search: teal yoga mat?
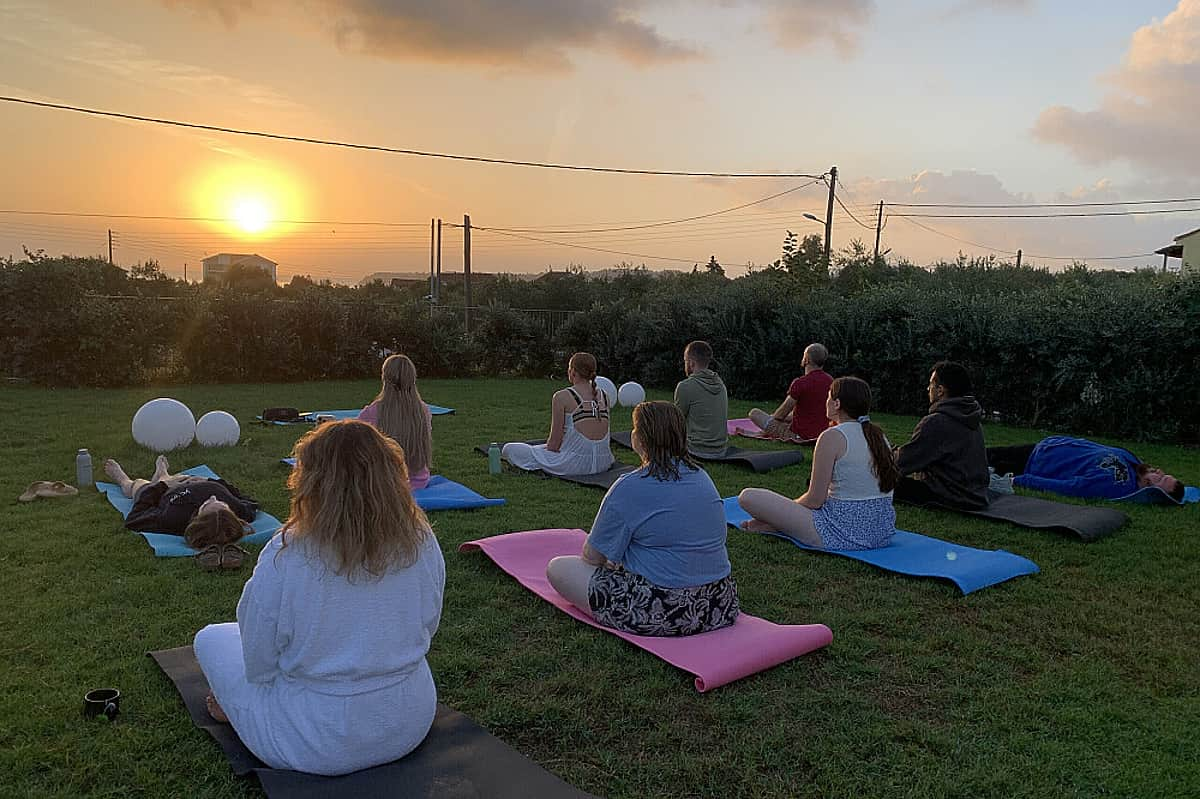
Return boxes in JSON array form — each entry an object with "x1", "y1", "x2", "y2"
[
  {"x1": 724, "y1": 497, "x2": 1038, "y2": 595},
  {"x1": 97, "y1": 465, "x2": 280, "y2": 557}
]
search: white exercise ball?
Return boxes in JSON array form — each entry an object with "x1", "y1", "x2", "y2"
[
  {"x1": 132, "y1": 398, "x2": 196, "y2": 452},
  {"x1": 618, "y1": 381, "x2": 646, "y2": 407},
  {"x1": 594, "y1": 376, "x2": 618, "y2": 407},
  {"x1": 195, "y1": 410, "x2": 241, "y2": 447}
]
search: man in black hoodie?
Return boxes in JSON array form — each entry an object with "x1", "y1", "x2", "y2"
[{"x1": 893, "y1": 361, "x2": 990, "y2": 510}]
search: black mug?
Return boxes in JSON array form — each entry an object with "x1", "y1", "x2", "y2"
[{"x1": 83, "y1": 688, "x2": 120, "y2": 721}]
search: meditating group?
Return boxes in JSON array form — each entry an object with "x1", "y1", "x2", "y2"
[{"x1": 125, "y1": 348, "x2": 1181, "y2": 776}]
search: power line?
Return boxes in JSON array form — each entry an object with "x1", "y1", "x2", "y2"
[
  {"x1": 896, "y1": 215, "x2": 1156, "y2": 262},
  {"x1": 481, "y1": 180, "x2": 822, "y2": 234},
  {"x1": 0, "y1": 96, "x2": 826, "y2": 179},
  {"x1": 472, "y1": 227, "x2": 705, "y2": 265},
  {"x1": 889, "y1": 196, "x2": 1200, "y2": 209},
  {"x1": 892, "y1": 206, "x2": 1200, "y2": 219},
  {"x1": 0, "y1": 209, "x2": 427, "y2": 227}
]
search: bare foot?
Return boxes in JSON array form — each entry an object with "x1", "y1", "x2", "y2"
[
  {"x1": 103, "y1": 458, "x2": 130, "y2": 484},
  {"x1": 205, "y1": 694, "x2": 229, "y2": 723},
  {"x1": 150, "y1": 455, "x2": 170, "y2": 482},
  {"x1": 740, "y1": 519, "x2": 778, "y2": 533}
]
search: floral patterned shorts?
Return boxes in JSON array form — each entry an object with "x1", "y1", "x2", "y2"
[{"x1": 588, "y1": 567, "x2": 740, "y2": 637}]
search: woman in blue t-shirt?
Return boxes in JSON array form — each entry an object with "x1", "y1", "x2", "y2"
[{"x1": 546, "y1": 401, "x2": 739, "y2": 637}]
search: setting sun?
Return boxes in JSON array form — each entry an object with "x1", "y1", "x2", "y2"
[{"x1": 230, "y1": 197, "x2": 271, "y2": 234}]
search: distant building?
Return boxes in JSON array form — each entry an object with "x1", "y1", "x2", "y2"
[
  {"x1": 1155, "y1": 227, "x2": 1200, "y2": 273},
  {"x1": 202, "y1": 253, "x2": 278, "y2": 283}
]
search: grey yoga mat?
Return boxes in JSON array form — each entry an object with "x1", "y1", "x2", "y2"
[
  {"x1": 610, "y1": 431, "x2": 806, "y2": 473},
  {"x1": 475, "y1": 441, "x2": 636, "y2": 489},
  {"x1": 905, "y1": 491, "x2": 1129, "y2": 543},
  {"x1": 149, "y1": 646, "x2": 595, "y2": 799}
]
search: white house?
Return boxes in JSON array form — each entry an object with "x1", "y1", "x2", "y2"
[
  {"x1": 201, "y1": 253, "x2": 278, "y2": 283},
  {"x1": 1155, "y1": 227, "x2": 1200, "y2": 274}
]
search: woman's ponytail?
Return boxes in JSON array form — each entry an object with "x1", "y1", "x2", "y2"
[{"x1": 862, "y1": 420, "x2": 899, "y2": 493}]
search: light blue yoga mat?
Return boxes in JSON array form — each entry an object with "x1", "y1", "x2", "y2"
[
  {"x1": 1115, "y1": 485, "x2": 1200, "y2": 505},
  {"x1": 96, "y1": 465, "x2": 280, "y2": 557},
  {"x1": 723, "y1": 497, "x2": 1038, "y2": 595},
  {"x1": 280, "y1": 459, "x2": 504, "y2": 511},
  {"x1": 259, "y1": 404, "x2": 455, "y2": 425}
]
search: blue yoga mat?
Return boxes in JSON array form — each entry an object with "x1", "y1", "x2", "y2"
[
  {"x1": 1115, "y1": 485, "x2": 1200, "y2": 505},
  {"x1": 260, "y1": 404, "x2": 455, "y2": 425},
  {"x1": 723, "y1": 497, "x2": 1038, "y2": 595},
  {"x1": 280, "y1": 460, "x2": 504, "y2": 511},
  {"x1": 96, "y1": 465, "x2": 281, "y2": 557}
]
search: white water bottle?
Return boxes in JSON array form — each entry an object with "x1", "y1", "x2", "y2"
[{"x1": 76, "y1": 449, "x2": 93, "y2": 488}]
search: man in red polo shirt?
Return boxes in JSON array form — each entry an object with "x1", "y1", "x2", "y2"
[{"x1": 748, "y1": 343, "x2": 833, "y2": 442}]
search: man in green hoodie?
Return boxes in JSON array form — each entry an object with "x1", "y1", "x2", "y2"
[{"x1": 674, "y1": 340, "x2": 729, "y2": 457}]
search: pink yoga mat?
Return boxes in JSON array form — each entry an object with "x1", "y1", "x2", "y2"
[
  {"x1": 459, "y1": 529, "x2": 833, "y2": 692},
  {"x1": 726, "y1": 418, "x2": 813, "y2": 443}
]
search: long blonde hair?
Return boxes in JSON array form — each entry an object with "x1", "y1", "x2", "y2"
[
  {"x1": 282, "y1": 420, "x2": 431, "y2": 579},
  {"x1": 372, "y1": 354, "x2": 432, "y2": 475}
]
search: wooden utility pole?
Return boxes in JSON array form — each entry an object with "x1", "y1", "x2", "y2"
[
  {"x1": 429, "y1": 218, "x2": 435, "y2": 317},
  {"x1": 1016, "y1": 249, "x2": 1023, "y2": 268},
  {"x1": 435, "y1": 218, "x2": 442, "y2": 304},
  {"x1": 463, "y1": 214, "x2": 472, "y2": 334},
  {"x1": 823, "y1": 166, "x2": 837, "y2": 270},
  {"x1": 107, "y1": 229, "x2": 113, "y2": 265},
  {"x1": 184, "y1": 263, "x2": 188, "y2": 282},
  {"x1": 873, "y1": 200, "x2": 884, "y2": 262}
]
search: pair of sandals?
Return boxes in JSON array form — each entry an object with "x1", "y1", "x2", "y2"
[
  {"x1": 195, "y1": 543, "x2": 248, "y2": 571},
  {"x1": 18, "y1": 480, "x2": 79, "y2": 502}
]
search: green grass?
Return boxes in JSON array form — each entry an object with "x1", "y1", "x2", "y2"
[{"x1": 1, "y1": 378, "x2": 1197, "y2": 798}]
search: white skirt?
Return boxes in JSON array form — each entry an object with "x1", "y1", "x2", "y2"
[{"x1": 502, "y1": 430, "x2": 614, "y2": 476}]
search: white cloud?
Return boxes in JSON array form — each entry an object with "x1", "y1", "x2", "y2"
[
  {"x1": 748, "y1": 0, "x2": 875, "y2": 57},
  {"x1": 1033, "y1": 0, "x2": 1200, "y2": 176}
]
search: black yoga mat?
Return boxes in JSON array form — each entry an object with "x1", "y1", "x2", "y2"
[
  {"x1": 475, "y1": 441, "x2": 636, "y2": 489},
  {"x1": 902, "y1": 491, "x2": 1129, "y2": 543},
  {"x1": 149, "y1": 646, "x2": 595, "y2": 799},
  {"x1": 610, "y1": 431, "x2": 806, "y2": 474}
]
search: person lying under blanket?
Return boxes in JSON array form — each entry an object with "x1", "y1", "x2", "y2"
[{"x1": 986, "y1": 436, "x2": 1184, "y2": 502}]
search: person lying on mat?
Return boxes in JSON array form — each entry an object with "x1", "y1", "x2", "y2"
[
  {"x1": 546, "y1": 401, "x2": 739, "y2": 637},
  {"x1": 503, "y1": 351, "x2": 615, "y2": 476},
  {"x1": 987, "y1": 436, "x2": 1185, "y2": 502},
  {"x1": 105, "y1": 456, "x2": 257, "y2": 551},
  {"x1": 747, "y1": 342, "x2": 833, "y2": 442},
  {"x1": 673, "y1": 339, "x2": 729, "y2": 457},
  {"x1": 892, "y1": 361, "x2": 990, "y2": 510},
  {"x1": 358, "y1": 353, "x2": 433, "y2": 490},
  {"x1": 194, "y1": 420, "x2": 445, "y2": 776},
  {"x1": 737, "y1": 377, "x2": 898, "y2": 550}
]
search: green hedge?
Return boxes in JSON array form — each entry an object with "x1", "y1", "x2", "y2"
[{"x1": 3, "y1": 256, "x2": 1197, "y2": 442}]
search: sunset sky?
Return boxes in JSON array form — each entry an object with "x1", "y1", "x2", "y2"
[{"x1": 2, "y1": 0, "x2": 1198, "y2": 283}]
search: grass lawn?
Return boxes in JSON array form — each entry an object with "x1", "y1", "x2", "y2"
[{"x1": 1, "y1": 378, "x2": 1198, "y2": 798}]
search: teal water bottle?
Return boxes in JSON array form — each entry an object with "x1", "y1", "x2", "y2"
[{"x1": 488, "y1": 442, "x2": 502, "y2": 475}]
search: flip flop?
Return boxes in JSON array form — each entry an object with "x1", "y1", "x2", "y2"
[
  {"x1": 18, "y1": 481, "x2": 51, "y2": 502},
  {"x1": 36, "y1": 481, "x2": 79, "y2": 499},
  {"x1": 219, "y1": 544, "x2": 247, "y2": 570},
  {"x1": 195, "y1": 544, "x2": 223, "y2": 571}
]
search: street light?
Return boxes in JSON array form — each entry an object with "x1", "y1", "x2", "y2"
[{"x1": 802, "y1": 212, "x2": 825, "y2": 224}]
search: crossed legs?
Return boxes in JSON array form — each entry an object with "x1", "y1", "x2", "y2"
[
  {"x1": 546, "y1": 556, "x2": 598, "y2": 619},
  {"x1": 737, "y1": 487, "x2": 823, "y2": 547}
]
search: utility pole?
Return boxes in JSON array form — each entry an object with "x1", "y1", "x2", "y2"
[
  {"x1": 1016, "y1": 249, "x2": 1023, "y2": 268},
  {"x1": 463, "y1": 214, "x2": 472, "y2": 334},
  {"x1": 107, "y1": 229, "x2": 113, "y2": 265},
  {"x1": 429, "y1": 218, "x2": 435, "y2": 317},
  {"x1": 184, "y1": 263, "x2": 188, "y2": 282},
  {"x1": 435, "y1": 219, "x2": 442, "y2": 304},
  {"x1": 823, "y1": 166, "x2": 837, "y2": 271},
  {"x1": 873, "y1": 200, "x2": 884, "y2": 263}
]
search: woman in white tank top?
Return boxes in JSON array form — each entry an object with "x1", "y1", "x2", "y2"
[{"x1": 737, "y1": 377, "x2": 898, "y2": 550}]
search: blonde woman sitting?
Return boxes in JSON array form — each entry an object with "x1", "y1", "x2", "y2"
[
  {"x1": 502, "y1": 352, "x2": 615, "y2": 476},
  {"x1": 358, "y1": 354, "x2": 433, "y2": 490},
  {"x1": 193, "y1": 421, "x2": 445, "y2": 776},
  {"x1": 738, "y1": 377, "x2": 897, "y2": 550}
]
